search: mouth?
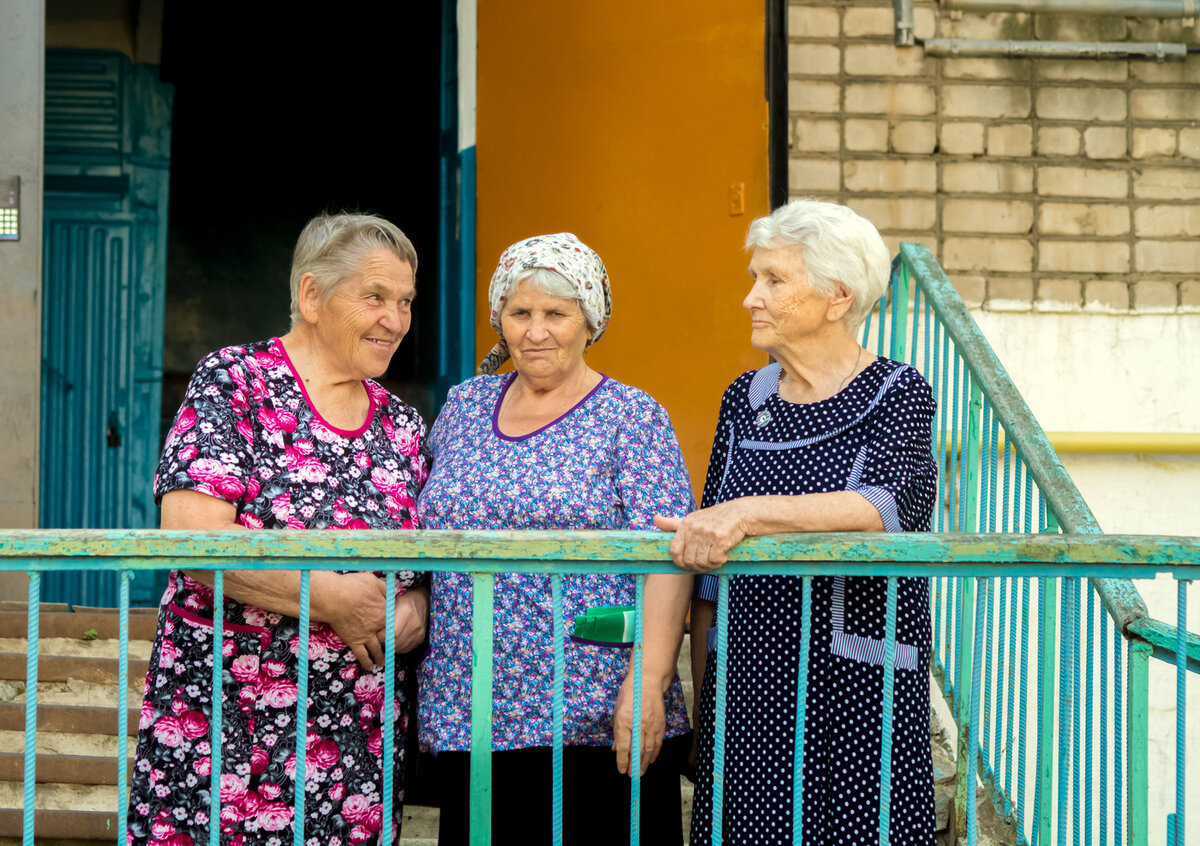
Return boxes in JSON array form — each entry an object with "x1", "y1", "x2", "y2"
[{"x1": 365, "y1": 337, "x2": 398, "y2": 350}]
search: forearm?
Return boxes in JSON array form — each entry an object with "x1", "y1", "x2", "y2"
[
  {"x1": 634, "y1": 573, "x2": 692, "y2": 693},
  {"x1": 689, "y1": 597, "x2": 715, "y2": 707},
  {"x1": 736, "y1": 491, "x2": 884, "y2": 535},
  {"x1": 183, "y1": 568, "x2": 355, "y2": 624}
]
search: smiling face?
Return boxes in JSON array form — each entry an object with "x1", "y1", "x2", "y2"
[
  {"x1": 305, "y1": 248, "x2": 415, "y2": 381},
  {"x1": 743, "y1": 246, "x2": 852, "y2": 358},
  {"x1": 500, "y1": 278, "x2": 591, "y2": 383}
]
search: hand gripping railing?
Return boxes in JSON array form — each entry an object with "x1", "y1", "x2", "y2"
[{"x1": 2, "y1": 531, "x2": 1198, "y2": 846}]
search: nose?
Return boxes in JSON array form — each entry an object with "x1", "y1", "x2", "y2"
[
  {"x1": 743, "y1": 278, "x2": 764, "y2": 312},
  {"x1": 377, "y1": 303, "x2": 405, "y2": 335},
  {"x1": 527, "y1": 314, "x2": 550, "y2": 340}
]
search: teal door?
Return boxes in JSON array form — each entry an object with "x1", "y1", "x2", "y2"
[{"x1": 40, "y1": 49, "x2": 173, "y2": 607}]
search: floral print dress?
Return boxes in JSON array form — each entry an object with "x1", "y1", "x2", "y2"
[
  {"x1": 416, "y1": 373, "x2": 694, "y2": 752},
  {"x1": 128, "y1": 338, "x2": 429, "y2": 846}
]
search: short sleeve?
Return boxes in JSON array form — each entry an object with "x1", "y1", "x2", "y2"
[
  {"x1": 613, "y1": 391, "x2": 695, "y2": 530},
  {"x1": 695, "y1": 382, "x2": 738, "y2": 603},
  {"x1": 154, "y1": 351, "x2": 256, "y2": 505},
  {"x1": 854, "y1": 370, "x2": 938, "y2": 533}
]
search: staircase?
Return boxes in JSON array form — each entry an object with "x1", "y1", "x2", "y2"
[{"x1": 0, "y1": 602, "x2": 155, "y2": 844}]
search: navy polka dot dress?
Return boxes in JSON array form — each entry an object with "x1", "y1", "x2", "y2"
[{"x1": 690, "y1": 357, "x2": 938, "y2": 846}]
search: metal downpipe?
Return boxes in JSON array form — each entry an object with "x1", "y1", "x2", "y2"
[
  {"x1": 941, "y1": 0, "x2": 1198, "y2": 17},
  {"x1": 894, "y1": 0, "x2": 916, "y2": 46},
  {"x1": 923, "y1": 38, "x2": 1189, "y2": 60}
]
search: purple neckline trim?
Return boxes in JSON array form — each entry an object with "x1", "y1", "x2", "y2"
[
  {"x1": 491, "y1": 372, "x2": 610, "y2": 442},
  {"x1": 273, "y1": 337, "x2": 376, "y2": 438}
]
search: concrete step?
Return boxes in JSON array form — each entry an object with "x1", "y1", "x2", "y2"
[
  {"x1": 0, "y1": 652, "x2": 149, "y2": 686},
  {"x1": 0, "y1": 703, "x2": 140, "y2": 737},
  {"x1": 0, "y1": 610, "x2": 158, "y2": 642},
  {"x1": 0, "y1": 753, "x2": 129, "y2": 785}
]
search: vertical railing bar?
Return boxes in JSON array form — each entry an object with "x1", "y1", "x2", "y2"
[
  {"x1": 208, "y1": 571, "x2": 224, "y2": 846},
  {"x1": 1085, "y1": 581, "x2": 1096, "y2": 846},
  {"x1": 1108, "y1": 619, "x2": 1118, "y2": 844},
  {"x1": 982, "y1": 566, "x2": 995, "y2": 781},
  {"x1": 712, "y1": 575, "x2": 730, "y2": 846},
  {"x1": 1003, "y1": 573, "x2": 1012, "y2": 816},
  {"x1": 878, "y1": 577, "x2": 899, "y2": 846},
  {"x1": 1035, "y1": 574, "x2": 1057, "y2": 846},
  {"x1": 876, "y1": 294, "x2": 887, "y2": 357},
  {"x1": 382, "y1": 571, "x2": 397, "y2": 846},
  {"x1": 293, "y1": 570, "x2": 311, "y2": 846},
  {"x1": 1174, "y1": 580, "x2": 1187, "y2": 846},
  {"x1": 793, "y1": 575, "x2": 813, "y2": 846},
  {"x1": 1099, "y1": 602, "x2": 1110, "y2": 846},
  {"x1": 1055, "y1": 577, "x2": 1073, "y2": 846},
  {"x1": 1017, "y1": 575, "x2": 1031, "y2": 844},
  {"x1": 630, "y1": 574, "x2": 644, "y2": 846},
  {"x1": 117, "y1": 570, "x2": 131, "y2": 846},
  {"x1": 470, "y1": 573, "x2": 495, "y2": 846},
  {"x1": 909, "y1": 272, "x2": 922, "y2": 367},
  {"x1": 1002, "y1": 438, "x2": 1013, "y2": 535},
  {"x1": 936, "y1": 320, "x2": 949, "y2": 535},
  {"x1": 552, "y1": 574, "x2": 564, "y2": 846},
  {"x1": 955, "y1": 578, "x2": 977, "y2": 834},
  {"x1": 861, "y1": 300, "x2": 874, "y2": 352},
  {"x1": 993, "y1": 572, "x2": 1007, "y2": 784},
  {"x1": 967, "y1": 578, "x2": 987, "y2": 846},
  {"x1": 22, "y1": 570, "x2": 40, "y2": 846},
  {"x1": 1127, "y1": 640, "x2": 1150, "y2": 846}
]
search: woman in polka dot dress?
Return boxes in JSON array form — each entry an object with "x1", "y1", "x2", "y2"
[{"x1": 646, "y1": 199, "x2": 938, "y2": 844}]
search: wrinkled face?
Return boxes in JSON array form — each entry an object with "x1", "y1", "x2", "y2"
[
  {"x1": 743, "y1": 246, "x2": 844, "y2": 356},
  {"x1": 311, "y1": 249, "x2": 415, "y2": 381},
  {"x1": 501, "y1": 279, "x2": 590, "y2": 382}
]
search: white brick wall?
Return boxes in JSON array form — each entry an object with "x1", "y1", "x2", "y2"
[{"x1": 786, "y1": 1, "x2": 1200, "y2": 314}]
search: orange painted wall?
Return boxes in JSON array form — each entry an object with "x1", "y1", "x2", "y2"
[{"x1": 476, "y1": 0, "x2": 770, "y2": 494}]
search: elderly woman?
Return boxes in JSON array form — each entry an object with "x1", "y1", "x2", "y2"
[
  {"x1": 417, "y1": 233, "x2": 694, "y2": 844},
  {"x1": 128, "y1": 213, "x2": 430, "y2": 845},
  {"x1": 652, "y1": 199, "x2": 938, "y2": 845}
]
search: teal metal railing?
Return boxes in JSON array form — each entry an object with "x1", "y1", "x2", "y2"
[
  {"x1": 3, "y1": 243, "x2": 1198, "y2": 845},
  {"x1": 866, "y1": 243, "x2": 1200, "y2": 846},
  {"x1": 2, "y1": 534, "x2": 1198, "y2": 846}
]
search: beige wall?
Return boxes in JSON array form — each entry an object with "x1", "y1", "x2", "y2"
[
  {"x1": 787, "y1": 2, "x2": 1199, "y2": 315},
  {"x1": 0, "y1": 0, "x2": 44, "y2": 599}
]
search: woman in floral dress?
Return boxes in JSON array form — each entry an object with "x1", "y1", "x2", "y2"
[
  {"x1": 417, "y1": 233, "x2": 695, "y2": 844},
  {"x1": 128, "y1": 213, "x2": 431, "y2": 846}
]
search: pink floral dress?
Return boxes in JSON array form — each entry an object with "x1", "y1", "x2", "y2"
[{"x1": 128, "y1": 338, "x2": 429, "y2": 846}]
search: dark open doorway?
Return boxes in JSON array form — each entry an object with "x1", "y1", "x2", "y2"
[{"x1": 158, "y1": 5, "x2": 445, "y2": 424}]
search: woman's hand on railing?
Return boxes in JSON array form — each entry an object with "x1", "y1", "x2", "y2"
[
  {"x1": 654, "y1": 504, "x2": 748, "y2": 572},
  {"x1": 612, "y1": 673, "x2": 667, "y2": 777},
  {"x1": 382, "y1": 584, "x2": 429, "y2": 654}
]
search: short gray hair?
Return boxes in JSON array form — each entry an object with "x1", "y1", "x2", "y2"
[
  {"x1": 500, "y1": 267, "x2": 596, "y2": 335},
  {"x1": 744, "y1": 199, "x2": 890, "y2": 330},
  {"x1": 289, "y1": 213, "x2": 418, "y2": 328}
]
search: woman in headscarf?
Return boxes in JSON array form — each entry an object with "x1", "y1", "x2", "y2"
[{"x1": 417, "y1": 233, "x2": 694, "y2": 844}]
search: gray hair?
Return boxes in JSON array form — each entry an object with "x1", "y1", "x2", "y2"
[
  {"x1": 500, "y1": 267, "x2": 596, "y2": 335},
  {"x1": 289, "y1": 213, "x2": 418, "y2": 329},
  {"x1": 744, "y1": 199, "x2": 890, "y2": 330}
]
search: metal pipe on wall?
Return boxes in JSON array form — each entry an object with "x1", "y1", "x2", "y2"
[
  {"x1": 894, "y1": 0, "x2": 915, "y2": 46},
  {"x1": 923, "y1": 37, "x2": 1189, "y2": 60},
  {"x1": 941, "y1": 0, "x2": 1197, "y2": 17}
]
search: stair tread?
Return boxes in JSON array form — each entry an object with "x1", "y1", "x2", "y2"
[
  {"x1": 0, "y1": 752, "x2": 129, "y2": 785},
  {"x1": 0, "y1": 611, "x2": 158, "y2": 641},
  {"x1": 0, "y1": 808, "x2": 123, "y2": 840},
  {"x1": 0, "y1": 652, "x2": 149, "y2": 685},
  {"x1": 0, "y1": 704, "x2": 140, "y2": 736}
]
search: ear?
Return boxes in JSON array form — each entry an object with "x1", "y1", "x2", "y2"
[
  {"x1": 297, "y1": 273, "x2": 322, "y2": 325},
  {"x1": 826, "y1": 283, "x2": 854, "y2": 323}
]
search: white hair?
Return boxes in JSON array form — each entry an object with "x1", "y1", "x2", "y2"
[
  {"x1": 744, "y1": 198, "x2": 890, "y2": 330},
  {"x1": 288, "y1": 213, "x2": 418, "y2": 329},
  {"x1": 500, "y1": 267, "x2": 596, "y2": 334}
]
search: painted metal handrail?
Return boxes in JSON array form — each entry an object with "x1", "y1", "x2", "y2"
[{"x1": 877, "y1": 243, "x2": 1196, "y2": 846}]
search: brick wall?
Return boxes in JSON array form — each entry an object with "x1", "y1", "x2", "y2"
[{"x1": 787, "y1": 2, "x2": 1200, "y2": 314}]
